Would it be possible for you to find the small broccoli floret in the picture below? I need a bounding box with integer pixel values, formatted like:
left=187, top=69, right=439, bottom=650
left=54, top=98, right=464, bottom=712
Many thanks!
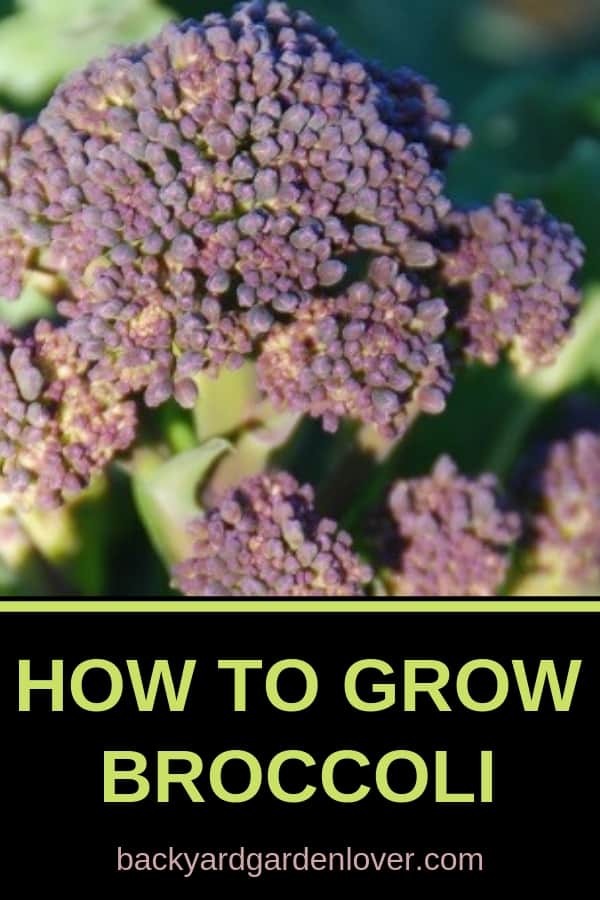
left=257, top=255, right=450, bottom=436
left=0, top=114, right=27, bottom=301
left=172, top=471, right=371, bottom=596
left=0, top=1, right=465, bottom=406
left=0, top=114, right=52, bottom=299
left=382, top=456, right=521, bottom=596
left=0, top=321, right=137, bottom=509
left=440, top=194, right=585, bottom=373
left=524, top=431, right=600, bottom=592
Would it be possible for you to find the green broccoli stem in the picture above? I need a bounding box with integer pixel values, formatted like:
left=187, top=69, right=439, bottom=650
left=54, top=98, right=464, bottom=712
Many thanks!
left=13, top=512, right=78, bottom=595
left=156, top=402, right=197, bottom=454
left=193, top=362, right=263, bottom=443
left=313, top=421, right=378, bottom=521
left=481, top=392, right=544, bottom=476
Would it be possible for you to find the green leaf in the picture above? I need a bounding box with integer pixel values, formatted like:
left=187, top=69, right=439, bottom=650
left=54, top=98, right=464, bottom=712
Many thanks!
left=132, top=439, right=230, bottom=569
left=207, top=411, right=300, bottom=497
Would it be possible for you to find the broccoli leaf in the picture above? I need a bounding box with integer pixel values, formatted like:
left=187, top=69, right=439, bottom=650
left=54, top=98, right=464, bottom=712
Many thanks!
left=131, top=439, right=230, bottom=570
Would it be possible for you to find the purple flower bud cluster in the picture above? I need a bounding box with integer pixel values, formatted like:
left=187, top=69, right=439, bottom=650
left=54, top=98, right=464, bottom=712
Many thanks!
left=0, top=114, right=39, bottom=300
left=383, top=456, right=521, bottom=596
left=257, top=255, right=451, bottom=437
left=370, top=63, right=471, bottom=167
left=0, top=114, right=20, bottom=186
left=440, top=194, right=585, bottom=372
left=0, top=0, right=465, bottom=406
left=0, top=321, right=137, bottom=509
left=172, top=470, right=371, bottom=596
left=526, top=431, right=600, bottom=589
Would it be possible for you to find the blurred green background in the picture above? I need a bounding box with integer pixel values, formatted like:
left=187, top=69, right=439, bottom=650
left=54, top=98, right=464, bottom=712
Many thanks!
left=2, top=0, right=600, bottom=595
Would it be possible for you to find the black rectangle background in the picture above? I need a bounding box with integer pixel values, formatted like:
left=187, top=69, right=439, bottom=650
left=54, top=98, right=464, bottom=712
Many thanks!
left=1, top=613, right=595, bottom=893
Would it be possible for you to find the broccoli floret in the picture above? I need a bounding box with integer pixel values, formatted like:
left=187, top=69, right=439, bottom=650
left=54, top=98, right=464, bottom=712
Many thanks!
left=257, top=255, right=450, bottom=437
left=0, top=320, right=136, bottom=509
left=172, top=470, right=371, bottom=596
left=523, top=431, right=600, bottom=592
left=381, top=456, right=521, bottom=596
left=0, top=113, right=53, bottom=300
left=440, top=194, right=585, bottom=373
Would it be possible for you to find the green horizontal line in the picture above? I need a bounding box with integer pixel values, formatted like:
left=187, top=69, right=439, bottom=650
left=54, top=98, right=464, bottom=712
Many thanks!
left=0, top=601, right=598, bottom=612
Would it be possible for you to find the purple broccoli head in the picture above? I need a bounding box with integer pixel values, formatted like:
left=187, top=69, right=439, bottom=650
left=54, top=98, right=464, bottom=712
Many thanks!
left=0, top=1, right=466, bottom=405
